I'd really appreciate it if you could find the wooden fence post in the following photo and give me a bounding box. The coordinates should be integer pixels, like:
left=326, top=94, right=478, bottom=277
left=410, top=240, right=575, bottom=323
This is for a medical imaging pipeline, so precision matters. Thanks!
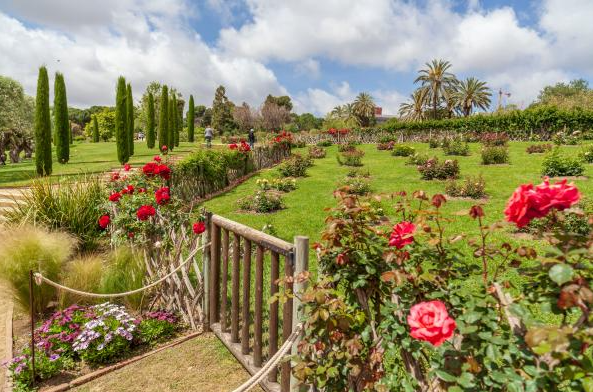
left=203, top=212, right=212, bottom=331
left=290, top=236, right=309, bottom=392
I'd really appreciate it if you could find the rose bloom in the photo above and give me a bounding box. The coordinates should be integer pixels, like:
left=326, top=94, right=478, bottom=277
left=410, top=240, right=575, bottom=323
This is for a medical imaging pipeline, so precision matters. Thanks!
left=143, top=162, right=158, bottom=177
left=155, top=187, right=171, bottom=205
left=123, top=163, right=132, bottom=171
left=193, top=221, right=206, bottom=235
left=153, top=155, right=162, bottom=163
left=156, top=164, right=171, bottom=180
left=121, top=185, right=134, bottom=195
left=136, top=205, right=156, bottom=221
left=408, top=300, right=456, bottom=347
left=108, top=192, right=122, bottom=202
left=535, top=178, right=581, bottom=212
left=98, top=215, right=110, bottom=229
left=111, top=172, right=120, bottom=181
left=229, top=143, right=238, bottom=150
left=389, top=221, right=416, bottom=249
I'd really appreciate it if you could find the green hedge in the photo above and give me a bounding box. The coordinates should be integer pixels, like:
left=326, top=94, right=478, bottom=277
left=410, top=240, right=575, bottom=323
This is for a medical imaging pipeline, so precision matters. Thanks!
left=380, top=106, right=593, bottom=139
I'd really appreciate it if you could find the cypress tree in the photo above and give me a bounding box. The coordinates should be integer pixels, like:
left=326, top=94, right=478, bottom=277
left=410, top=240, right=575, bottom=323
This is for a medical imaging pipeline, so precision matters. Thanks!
left=158, top=85, right=168, bottom=150
left=187, top=95, right=195, bottom=142
left=53, top=72, right=69, bottom=163
left=146, top=92, right=155, bottom=148
left=115, top=76, right=129, bottom=164
left=168, top=94, right=176, bottom=151
left=34, top=66, right=52, bottom=176
left=126, top=83, right=134, bottom=156
left=92, top=115, right=100, bottom=142
left=175, top=99, right=182, bottom=147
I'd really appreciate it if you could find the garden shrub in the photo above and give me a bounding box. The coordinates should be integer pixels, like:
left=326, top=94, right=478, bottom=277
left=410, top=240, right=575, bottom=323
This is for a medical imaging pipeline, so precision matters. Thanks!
left=526, top=143, right=553, bottom=154
left=307, top=146, right=326, bottom=159
left=337, top=148, right=365, bottom=166
left=278, top=154, right=311, bottom=177
left=406, top=152, right=429, bottom=166
left=445, top=175, right=487, bottom=199
left=256, top=178, right=297, bottom=192
left=138, top=311, right=178, bottom=344
left=316, top=140, right=332, bottom=147
left=0, top=225, right=75, bottom=313
left=442, top=138, right=470, bottom=156
left=337, top=142, right=357, bottom=152
left=346, top=168, right=370, bottom=178
left=237, top=190, right=283, bottom=213
left=7, top=176, right=106, bottom=250
left=376, top=141, right=395, bottom=150
left=541, top=148, right=585, bottom=177
left=481, top=146, right=509, bottom=165
left=339, top=176, right=372, bottom=196
left=480, top=132, right=509, bottom=146
left=417, top=157, right=460, bottom=180
left=391, top=144, right=415, bottom=157
left=428, top=137, right=441, bottom=148
left=579, top=144, right=593, bottom=163
left=553, top=130, right=580, bottom=145
left=8, top=348, right=74, bottom=390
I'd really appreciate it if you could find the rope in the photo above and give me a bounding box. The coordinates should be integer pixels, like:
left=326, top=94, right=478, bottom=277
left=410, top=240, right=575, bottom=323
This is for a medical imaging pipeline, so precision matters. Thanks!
left=230, top=323, right=304, bottom=392
left=34, top=242, right=211, bottom=298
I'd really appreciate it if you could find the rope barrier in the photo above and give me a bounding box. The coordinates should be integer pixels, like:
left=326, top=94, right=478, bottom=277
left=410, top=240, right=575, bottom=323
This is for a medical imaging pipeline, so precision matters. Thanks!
left=34, top=242, right=211, bottom=298
left=230, top=323, right=303, bottom=392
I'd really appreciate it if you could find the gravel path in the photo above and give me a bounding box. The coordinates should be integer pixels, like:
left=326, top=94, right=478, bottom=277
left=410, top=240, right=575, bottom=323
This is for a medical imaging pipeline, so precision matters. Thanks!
left=0, top=283, right=12, bottom=389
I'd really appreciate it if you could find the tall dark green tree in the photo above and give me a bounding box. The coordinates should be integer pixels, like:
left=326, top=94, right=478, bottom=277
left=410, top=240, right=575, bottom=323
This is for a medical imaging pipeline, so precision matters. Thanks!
left=158, top=85, right=168, bottom=150
left=168, top=94, right=176, bottom=151
left=126, top=83, right=134, bottom=156
left=115, top=76, right=129, bottom=164
left=34, top=66, right=52, bottom=176
left=175, top=98, right=182, bottom=147
left=211, top=85, right=235, bottom=134
left=92, top=114, right=100, bottom=142
left=187, top=95, right=195, bottom=142
left=146, top=92, right=155, bottom=148
left=53, top=72, right=69, bottom=163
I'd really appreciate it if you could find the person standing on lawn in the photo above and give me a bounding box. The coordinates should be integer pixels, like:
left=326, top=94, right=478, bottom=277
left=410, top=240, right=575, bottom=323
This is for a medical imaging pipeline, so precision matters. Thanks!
left=248, top=128, right=256, bottom=149
left=204, top=125, right=213, bottom=148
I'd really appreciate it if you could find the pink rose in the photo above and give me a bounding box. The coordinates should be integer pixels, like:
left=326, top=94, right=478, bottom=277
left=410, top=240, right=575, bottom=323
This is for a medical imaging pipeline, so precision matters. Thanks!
left=389, top=221, right=416, bottom=249
left=408, top=300, right=456, bottom=347
left=535, top=178, right=581, bottom=212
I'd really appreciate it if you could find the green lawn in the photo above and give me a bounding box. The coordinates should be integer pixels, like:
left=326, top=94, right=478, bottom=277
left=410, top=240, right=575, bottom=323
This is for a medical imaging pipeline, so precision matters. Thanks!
left=0, top=141, right=200, bottom=187
left=204, top=142, right=592, bottom=281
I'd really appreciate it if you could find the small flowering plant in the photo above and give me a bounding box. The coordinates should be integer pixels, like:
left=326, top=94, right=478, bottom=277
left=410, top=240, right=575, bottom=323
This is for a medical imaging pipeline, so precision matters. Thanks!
left=271, top=131, right=293, bottom=150
left=138, top=311, right=179, bottom=344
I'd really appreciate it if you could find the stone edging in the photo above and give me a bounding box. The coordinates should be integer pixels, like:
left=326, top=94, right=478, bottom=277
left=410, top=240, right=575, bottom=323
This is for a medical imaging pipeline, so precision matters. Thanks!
left=41, top=331, right=203, bottom=392
left=4, top=302, right=14, bottom=392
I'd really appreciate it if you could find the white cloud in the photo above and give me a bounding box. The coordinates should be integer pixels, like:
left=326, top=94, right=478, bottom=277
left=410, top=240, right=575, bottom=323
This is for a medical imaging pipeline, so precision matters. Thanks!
left=0, top=1, right=285, bottom=108
left=295, top=59, right=321, bottom=79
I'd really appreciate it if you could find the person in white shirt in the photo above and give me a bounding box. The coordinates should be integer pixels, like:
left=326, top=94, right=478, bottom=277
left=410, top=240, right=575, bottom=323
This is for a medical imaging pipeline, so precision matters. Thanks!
left=204, top=126, right=214, bottom=148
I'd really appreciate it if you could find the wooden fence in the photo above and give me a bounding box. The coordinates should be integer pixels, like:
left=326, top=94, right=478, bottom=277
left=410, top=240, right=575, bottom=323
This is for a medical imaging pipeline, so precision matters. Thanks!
left=204, top=213, right=308, bottom=392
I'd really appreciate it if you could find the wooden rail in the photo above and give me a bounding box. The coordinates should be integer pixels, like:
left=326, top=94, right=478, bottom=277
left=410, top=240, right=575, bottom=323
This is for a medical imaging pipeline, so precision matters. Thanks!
left=206, top=214, right=308, bottom=392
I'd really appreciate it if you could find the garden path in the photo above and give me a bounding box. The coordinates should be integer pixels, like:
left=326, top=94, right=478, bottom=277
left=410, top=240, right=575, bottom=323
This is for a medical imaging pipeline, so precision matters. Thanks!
left=71, top=333, right=263, bottom=392
left=0, top=282, right=12, bottom=389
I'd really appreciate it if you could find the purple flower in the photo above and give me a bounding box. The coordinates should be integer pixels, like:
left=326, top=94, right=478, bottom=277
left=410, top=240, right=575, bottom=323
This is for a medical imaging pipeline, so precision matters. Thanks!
left=49, top=354, right=60, bottom=362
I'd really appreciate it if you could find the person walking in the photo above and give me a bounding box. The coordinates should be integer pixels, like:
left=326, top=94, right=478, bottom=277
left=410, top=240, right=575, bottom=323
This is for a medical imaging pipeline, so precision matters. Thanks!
left=248, top=128, right=256, bottom=149
left=204, top=125, right=213, bottom=148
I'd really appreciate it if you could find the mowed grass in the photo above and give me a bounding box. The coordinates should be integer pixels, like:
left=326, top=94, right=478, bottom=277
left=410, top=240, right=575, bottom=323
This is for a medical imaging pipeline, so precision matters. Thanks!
left=204, top=142, right=592, bottom=284
left=0, top=141, right=200, bottom=187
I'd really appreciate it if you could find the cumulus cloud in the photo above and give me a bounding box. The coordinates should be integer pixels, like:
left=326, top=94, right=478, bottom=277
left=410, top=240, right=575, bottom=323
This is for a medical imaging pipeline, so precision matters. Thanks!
left=0, top=0, right=286, bottom=108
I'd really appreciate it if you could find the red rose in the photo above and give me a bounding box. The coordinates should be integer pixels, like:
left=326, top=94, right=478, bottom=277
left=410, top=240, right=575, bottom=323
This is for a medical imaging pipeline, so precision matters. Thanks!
left=535, top=178, right=581, bottom=212
left=193, top=221, right=206, bottom=235
left=161, top=145, right=168, bottom=153
left=156, top=164, right=171, bottom=180
left=229, top=143, right=238, bottom=150
left=123, top=164, right=131, bottom=171
left=155, top=187, right=170, bottom=205
left=408, top=300, right=456, bottom=347
left=143, top=162, right=158, bottom=177
left=128, top=231, right=135, bottom=238
left=108, top=192, right=122, bottom=202
left=136, top=205, right=156, bottom=221
left=111, top=172, right=120, bottom=181
left=121, top=184, right=134, bottom=195
left=98, top=215, right=110, bottom=229
left=153, top=155, right=162, bottom=162
left=389, top=221, right=416, bottom=249
left=138, top=187, right=147, bottom=193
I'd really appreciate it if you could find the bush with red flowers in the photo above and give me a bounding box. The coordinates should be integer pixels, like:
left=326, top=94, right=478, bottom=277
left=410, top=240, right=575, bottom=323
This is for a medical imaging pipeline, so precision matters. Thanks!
left=154, top=187, right=170, bottom=206
left=136, top=205, right=156, bottom=221
left=291, top=182, right=593, bottom=392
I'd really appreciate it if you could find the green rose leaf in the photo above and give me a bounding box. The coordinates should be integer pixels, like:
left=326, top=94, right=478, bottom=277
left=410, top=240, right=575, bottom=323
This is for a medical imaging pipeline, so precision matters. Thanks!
left=549, top=264, right=573, bottom=286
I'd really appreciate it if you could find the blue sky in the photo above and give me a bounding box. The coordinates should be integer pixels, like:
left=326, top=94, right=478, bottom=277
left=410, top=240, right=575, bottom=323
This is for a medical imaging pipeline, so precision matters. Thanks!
left=0, top=0, right=591, bottom=115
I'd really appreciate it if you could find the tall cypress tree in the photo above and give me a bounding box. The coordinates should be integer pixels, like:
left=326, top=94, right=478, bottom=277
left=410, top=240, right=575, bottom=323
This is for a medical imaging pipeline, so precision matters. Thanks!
left=92, top=114, right=100, bottom=142
left=175, top=99, right=182, bottom=147
left=53, top=72, right=69, bottom=164
left=168, top=94, right=176, bottom=151
left=115, top=76, right=129, bottom=164
left=146, top=92, right=155, bottom=148
left=126, top=83, right=134, bottom=156
left=158, top=86, right=168, bottom=150
left=34, top=66, right=52, bottom=176
left=187, top=95, right=195, bottom=143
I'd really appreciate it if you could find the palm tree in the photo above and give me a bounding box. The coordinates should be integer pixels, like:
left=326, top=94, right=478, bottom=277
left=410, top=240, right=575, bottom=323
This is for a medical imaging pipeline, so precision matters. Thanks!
left=414, top=59, right=457, bottom=119
left=352, top=92, right=375, bottom=127
left=330, top=105, right=345, bottom=119
left=454, top=77, right=492, bottom=116
left=343, top=103, right=358, bottom=125
left=399, top=88, right=429, bottom=121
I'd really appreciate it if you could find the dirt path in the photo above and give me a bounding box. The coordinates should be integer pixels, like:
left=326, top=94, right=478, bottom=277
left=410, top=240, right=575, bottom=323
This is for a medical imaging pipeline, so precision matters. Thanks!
left=0, top=282, right=13, bottom=389
left=71, top=333, right=263, bottom=392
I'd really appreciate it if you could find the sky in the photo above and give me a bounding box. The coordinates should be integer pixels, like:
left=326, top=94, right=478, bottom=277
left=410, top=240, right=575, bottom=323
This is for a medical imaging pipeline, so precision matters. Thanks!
left=0, top=0, right=592, bottom=115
